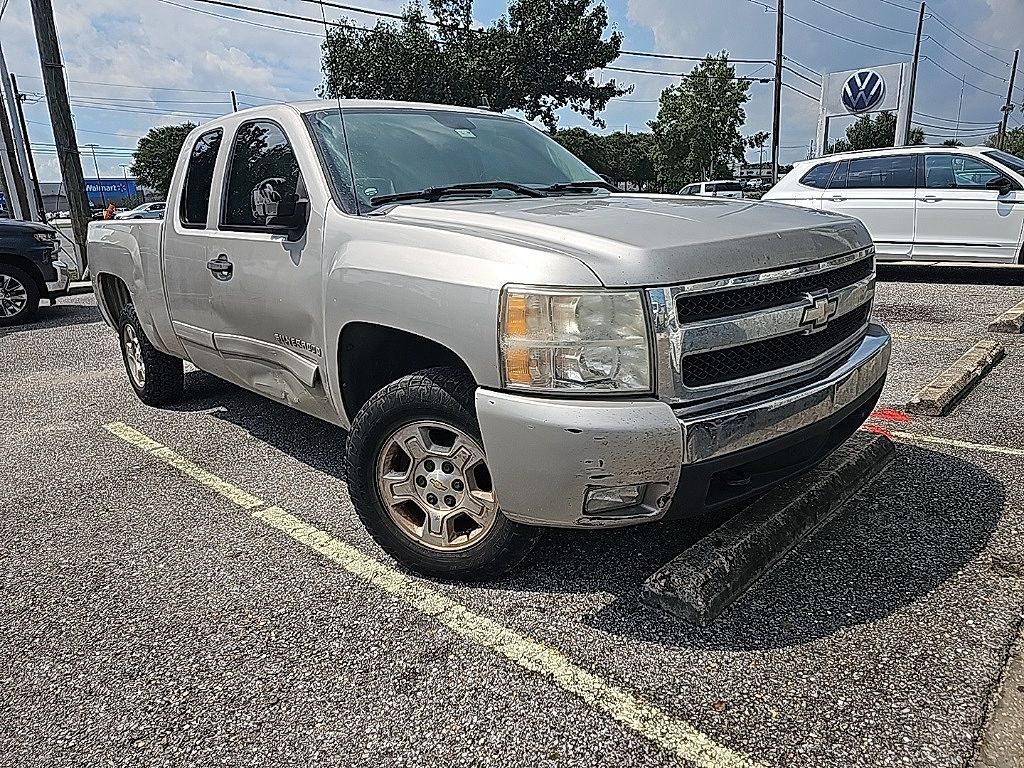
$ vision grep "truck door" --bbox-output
[207,118,330,417]
[163,127,229,377]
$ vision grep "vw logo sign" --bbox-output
[842,70,885,113]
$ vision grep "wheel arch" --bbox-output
[0,252,46,294]
[95,272,133,327]
[337,322,476,424]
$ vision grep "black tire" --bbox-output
[118,303,184,407]
[0,264,41,327]
[345,367,540,581]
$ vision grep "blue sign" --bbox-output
[842,70,886,113]
[85,178,138,203]
[0,190,6,212]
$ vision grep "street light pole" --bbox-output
[770,0,783,184]
[85,143,104,207]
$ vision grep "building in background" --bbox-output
[38,178,146,213]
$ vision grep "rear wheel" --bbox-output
[118,304,184,406]
[345,367,539,580]
[0,265,40,327]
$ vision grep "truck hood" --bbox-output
[379,194,869,287]
[0,218,56,236]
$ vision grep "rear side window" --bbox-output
[847,155,916,189]
[799,162,837,189]
[714,182,742,192]
[223,120,302,230]
[180,129,223,227]
[828,160,850,189]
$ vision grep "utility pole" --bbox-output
[904,1,926,145]
[770,0,783,184]
[998,49,1019,150]
[30,0,91,269]
[0,75,29,219]
[10,74,45,218]
[231,90,238,112]
[0,43,35,220]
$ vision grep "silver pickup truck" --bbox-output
[89,100,891,580]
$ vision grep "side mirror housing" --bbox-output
[986,175,1015,194]
[269,197,309,242]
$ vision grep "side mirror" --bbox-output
[986,176,1015,194]
[269,197,309,242]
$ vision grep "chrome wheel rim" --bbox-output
[123,324,146,387]
[375,421,498,552]
[0,274,28,318]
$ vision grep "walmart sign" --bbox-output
[85,178,138,203]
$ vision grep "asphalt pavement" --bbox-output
[2,268,1024,768]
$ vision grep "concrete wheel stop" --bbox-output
[641,432,895,625]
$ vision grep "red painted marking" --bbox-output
[871,408,911,424]
[863,424,894,439]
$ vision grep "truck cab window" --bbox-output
[180,129,223,227]
[223,121,302,229]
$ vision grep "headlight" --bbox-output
[500,288,651,393]
[33,232,57,243]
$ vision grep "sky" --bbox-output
[1,0,1022,181]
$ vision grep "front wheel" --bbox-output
[118,304,184,407]
[0,264,40,327]
[345,367,539,580]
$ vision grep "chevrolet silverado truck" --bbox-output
[88,101,891,580]
[0,218,70,326]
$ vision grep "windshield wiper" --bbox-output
[537,180,618,193]
[370,181,548,206]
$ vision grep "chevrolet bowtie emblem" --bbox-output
[429,478,448,491]
[800,291,839,332]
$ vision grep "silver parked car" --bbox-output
[89,100,890,579]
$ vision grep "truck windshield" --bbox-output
[304,108,604,213]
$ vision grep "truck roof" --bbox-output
[222,99,497,121]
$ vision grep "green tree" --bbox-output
[941,138,964,147]
[552,128,659,189]
[746,130,770,165]
[130,123,196,198]
[986,127,1024,157]
[648,53,750,191]
[553,127,606,173]
[831,111,924,152]
[319,0,629,131]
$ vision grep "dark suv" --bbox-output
[0,218,70,326]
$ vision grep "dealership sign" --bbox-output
[815,62,912,155]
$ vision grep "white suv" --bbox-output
[764,146,1024,264]
[678,180,744,199]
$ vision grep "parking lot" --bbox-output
[3,267,1024,768]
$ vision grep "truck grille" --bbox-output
[682,303,871,388]
[676,254,874,323]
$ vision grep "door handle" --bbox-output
[921,195,941,203]
[206,254,233,281]
[829,195,846,202]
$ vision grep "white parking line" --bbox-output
[889,430,1024,458]
[102,421,761,768]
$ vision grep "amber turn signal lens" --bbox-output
[504,347,532,385]
[504,292,529,337]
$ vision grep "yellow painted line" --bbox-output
[890,430,1024,458]
[104,421,164,451]
[103,422,264,510]
[104,423,760,768]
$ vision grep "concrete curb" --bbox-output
[988,299,1024,334]
[641,432,895,625]
[906,340,1006,417]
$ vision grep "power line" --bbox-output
[805,0,916,35]
[602,65,772,83]
[781,64,819,88]
[926,9,1016,58]
[781,82,817,101]
[876,0,918,12]
[620,50,773,65]
[922,57,1005,98]
[154,0,325,37]
[70,95,232,105]
[782,55,821,77]
[19,72,237,95]
[785,13,913,56]
[925,36,1008,83]
[917,111,1003,126]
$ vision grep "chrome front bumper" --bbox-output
[45,258,71,296]
[476,323,891,529]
